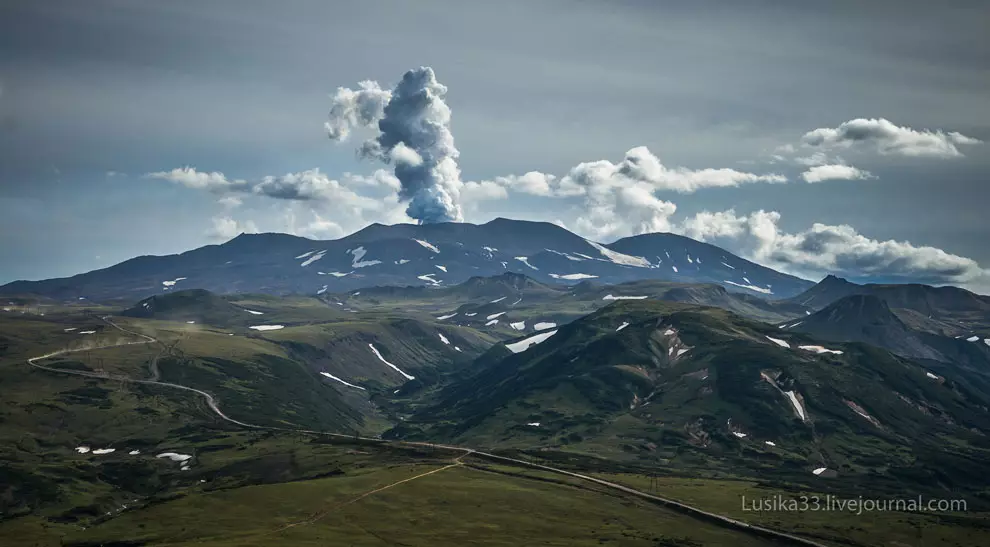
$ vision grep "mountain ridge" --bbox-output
[0,219,814,302]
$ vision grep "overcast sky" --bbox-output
[1,0,988,291]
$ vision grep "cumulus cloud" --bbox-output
[217,195,243,209]
[146,167,383,209]
[801,118,982,158]
[542,147,786,196]
[327,67,464,224]
[574,183,677,241]
[801,164,874,183]
[675,209,989,286]
[207,216,259,241]
[465,146,784,240]
[283,209,345,240]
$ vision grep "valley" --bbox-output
[3,265,990,546]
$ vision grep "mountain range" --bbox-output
[0,218,813,302]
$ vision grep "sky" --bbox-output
[1,0,988,291]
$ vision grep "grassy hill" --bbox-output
[393,300,990,501]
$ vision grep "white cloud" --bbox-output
[207,216,259,241]
[801,118,982,158]
[793,152,830,167]
[288,210,345,239]
[558,146,787,195]
[801,164,874,183]
[676,209,990,287]
[217,195,242,209]
[147,167,385,210]
[146,166,240,191]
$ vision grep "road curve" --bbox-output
[26,320,827,547]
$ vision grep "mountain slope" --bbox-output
[787,275,990,336]
[391,300,990,493]
[0,219,813,302]
[607,232,809,298]
[786,295,946,361]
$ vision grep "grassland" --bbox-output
[4,299,990,546]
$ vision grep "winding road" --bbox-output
[26,318,827,547]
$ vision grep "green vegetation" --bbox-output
[4,283,990,546]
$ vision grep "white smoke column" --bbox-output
[326,67,464,224]
[325,81,391,141]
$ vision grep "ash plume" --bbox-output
[326,67,463,224]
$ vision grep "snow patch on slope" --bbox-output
[515,256,539,270]
[320,371,366,390]
[799,345,843,355]
[603,294,648,300]
[300,251,326,267]
[549,273,598,280]
[418,273,441,285]
[784,391,807,421]
[368,344,415,380]
[585,240,651,268]
[414,239,440,253]
[765,336,791,348]
[348,246,381,268]
[506,330,558,353]
[724,280,773,295]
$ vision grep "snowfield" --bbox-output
[348,246,382,268]
[249,325,285,331]
[506,330,558,353]
[616,322,630,332]
[514,256,539,270]
[414,239,440,253]
[602,294,648,300]
[320,371,366,390]
[533,322,556,330]
[798,345,843,355]
[300,251,326,267]
[723,280,773,294]
[585,240,651,268]
[784,391,807,421]
[161,277,188,287]
[549,273,598,280]
[418,273,441,285]
[368,344,415,380]
[157,452,192,462]
[765,336,791,348]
